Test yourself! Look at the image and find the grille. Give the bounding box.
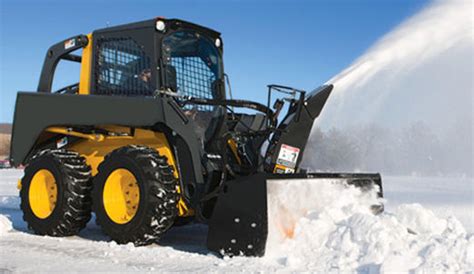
[171,56,216,111]
[95,38,152,96]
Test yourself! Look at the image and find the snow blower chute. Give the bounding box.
[9,18,382,256]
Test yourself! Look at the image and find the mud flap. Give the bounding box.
[206,172,383,257]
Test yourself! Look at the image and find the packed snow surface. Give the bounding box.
[0,169,472,272]
[0,215,12,236]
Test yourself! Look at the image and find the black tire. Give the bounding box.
[20,149,93,236]
[92,145,179,245]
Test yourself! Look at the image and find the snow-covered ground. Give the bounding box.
[0,169,472,272]
[384,176,473,234]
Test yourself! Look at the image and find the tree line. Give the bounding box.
[303,121,472,177]
[0,134,10,158]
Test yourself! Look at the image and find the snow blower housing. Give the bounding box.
[10,18,383,256]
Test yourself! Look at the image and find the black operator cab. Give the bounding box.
[91,18,226,147]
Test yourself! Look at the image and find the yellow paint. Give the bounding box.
[176,186,194,217]
[79,33,93,95]
[46,127,105,142]
[65,127,174,176]
[103,168,140,224]
[28,169,57,219]
[227,138,241,165]
[17,179,22,190]
[273,163,294,174]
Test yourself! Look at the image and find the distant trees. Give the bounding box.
[439,118,473,176]
[303,121,473,177]
[0,134,10,158]
[305,128,359,172]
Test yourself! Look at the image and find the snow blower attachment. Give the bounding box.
[9,18,383,256]
[207,173,383,256]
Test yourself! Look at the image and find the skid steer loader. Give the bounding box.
[10,18,383,256]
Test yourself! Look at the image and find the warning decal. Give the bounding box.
[276,144,300,169]
[64,39,76,50]
[56,137,68,148]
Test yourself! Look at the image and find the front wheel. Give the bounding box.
[92,145,179,245]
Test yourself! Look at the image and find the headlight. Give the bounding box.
[156,20,166,32]
[215,38,221,48]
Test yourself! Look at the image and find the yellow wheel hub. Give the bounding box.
[29,169,58,219]
[103,168,140,224]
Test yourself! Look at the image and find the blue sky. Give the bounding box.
[0,0,429,123]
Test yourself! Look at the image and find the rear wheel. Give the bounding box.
[92,145,179,245]
[20,149,93,236]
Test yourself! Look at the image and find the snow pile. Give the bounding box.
[0,214,13,236]
[264,179,473,272]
